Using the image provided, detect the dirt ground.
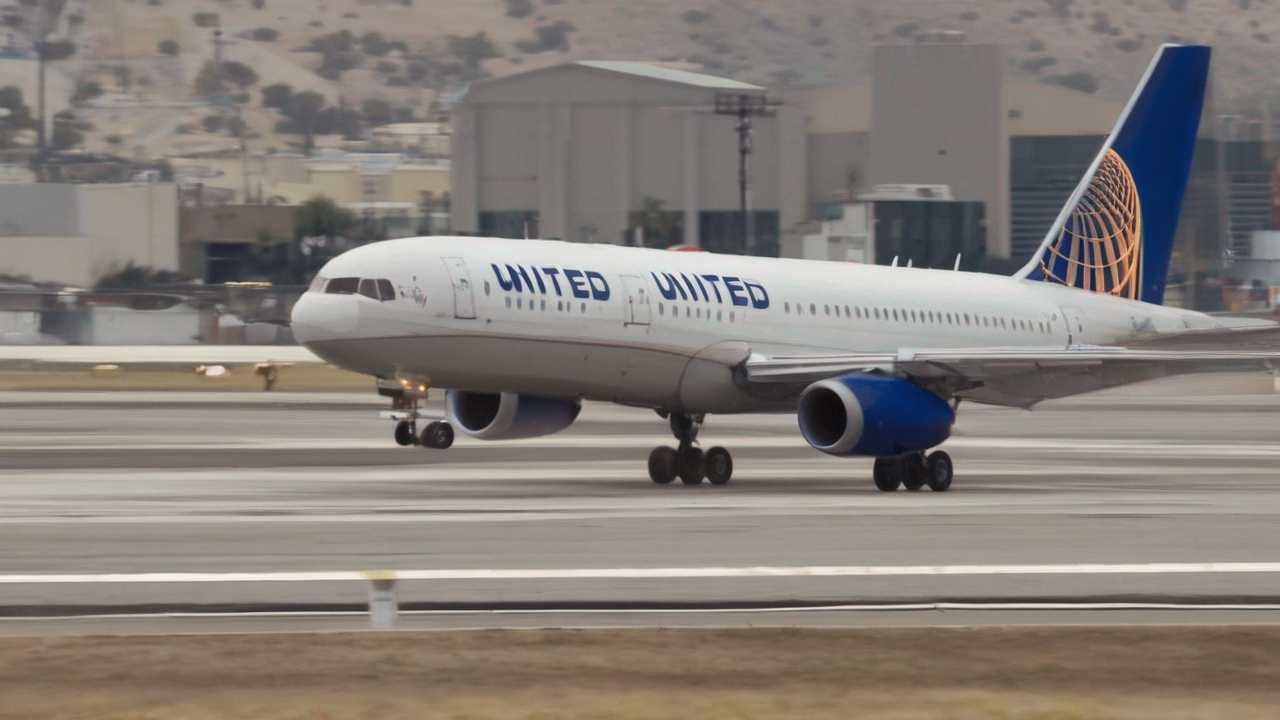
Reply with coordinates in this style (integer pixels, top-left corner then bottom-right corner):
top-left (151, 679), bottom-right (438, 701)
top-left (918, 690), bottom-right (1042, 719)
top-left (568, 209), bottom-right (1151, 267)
top-left (2, 627), bottom-right (1278, 719)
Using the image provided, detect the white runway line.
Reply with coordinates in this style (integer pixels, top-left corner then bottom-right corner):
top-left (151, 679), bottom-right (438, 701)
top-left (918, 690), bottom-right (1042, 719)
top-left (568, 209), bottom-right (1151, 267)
top-left (8, 602), bottom-right (1280, 622)
top-left (5, 563), bottom-right (1280, 584)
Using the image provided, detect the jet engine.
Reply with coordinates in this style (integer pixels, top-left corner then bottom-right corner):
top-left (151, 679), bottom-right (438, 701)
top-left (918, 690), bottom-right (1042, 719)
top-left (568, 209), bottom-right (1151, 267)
top-left (445, 391), bottom-right (581, 440)
top-left (797, 374), bottom-right (953, 457)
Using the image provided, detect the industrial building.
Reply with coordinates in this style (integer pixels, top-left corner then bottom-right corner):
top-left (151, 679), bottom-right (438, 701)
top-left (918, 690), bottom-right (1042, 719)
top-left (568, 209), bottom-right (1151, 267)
top-left (451, 61), bottom-right (806, 253)
top-left (451, 44), bottom-right (1154, 270)
top-left (0, 182), bottom-right (178, 287)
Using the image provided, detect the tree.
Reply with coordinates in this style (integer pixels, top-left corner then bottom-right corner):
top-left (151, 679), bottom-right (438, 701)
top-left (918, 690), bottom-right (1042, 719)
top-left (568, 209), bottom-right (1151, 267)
top-left (72, 80), bottom-right (103, 104)
top-left (251, 27), bottom-right (278, 41)
top-left (296, 195), bottom-right (356, 241)
top-left (0, 86), bottom-right (34, 129)
top-left (95, 261), bottom-right (190, 289)
top-left (192, 11), bottom-right (218, 27)
top-left (447, 32), bottom-right (498, 68)
top-left (41, 39), bottom-right (75, 60)
top-left (289, 91), bottom-right (326, 151)
top-left (158, 39), bottom-right (179, 55)
top-left (261, 83), bottom-right (293, 110)
top-left (113, 65), bottom-right (132, 92)
top-left (221, 61), bottom-right (259, 90)
top-left (194, 61), bottom-right (220, 98)
top-left (504, 0), bottom-right (533, 18)
top-left (633, 196), bottom-right (677, 248)
top-left (361, 98), bottom-right (392, 127)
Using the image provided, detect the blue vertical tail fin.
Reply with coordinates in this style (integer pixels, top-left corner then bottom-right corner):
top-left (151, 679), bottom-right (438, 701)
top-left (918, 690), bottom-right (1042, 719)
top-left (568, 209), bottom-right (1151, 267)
top-left (1015, 44), bottom-right (1210, 305)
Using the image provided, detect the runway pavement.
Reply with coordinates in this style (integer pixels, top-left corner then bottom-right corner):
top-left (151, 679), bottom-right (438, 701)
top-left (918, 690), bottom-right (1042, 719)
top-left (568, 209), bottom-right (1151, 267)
top-left (1, 389), bottom-right (1279, 623)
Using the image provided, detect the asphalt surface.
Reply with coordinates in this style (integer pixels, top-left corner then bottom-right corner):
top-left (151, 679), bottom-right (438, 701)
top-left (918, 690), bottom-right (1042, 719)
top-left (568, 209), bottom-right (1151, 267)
top-left (2, 388), bottom-right (1279, 626)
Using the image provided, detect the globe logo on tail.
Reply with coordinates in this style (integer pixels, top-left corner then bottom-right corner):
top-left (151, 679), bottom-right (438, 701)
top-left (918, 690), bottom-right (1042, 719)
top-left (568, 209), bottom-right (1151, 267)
top-left (1039, 149), bottom-right (1142, 300)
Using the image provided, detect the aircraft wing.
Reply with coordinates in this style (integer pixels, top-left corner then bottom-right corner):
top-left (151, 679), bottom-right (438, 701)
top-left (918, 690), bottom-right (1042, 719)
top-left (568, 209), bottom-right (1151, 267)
top-left (742, 345), bottom-right (1280, 409)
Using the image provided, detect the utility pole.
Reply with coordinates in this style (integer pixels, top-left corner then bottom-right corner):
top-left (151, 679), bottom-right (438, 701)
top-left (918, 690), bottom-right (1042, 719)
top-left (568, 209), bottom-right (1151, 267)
top-left (714, 92), bottom-right (781, 256)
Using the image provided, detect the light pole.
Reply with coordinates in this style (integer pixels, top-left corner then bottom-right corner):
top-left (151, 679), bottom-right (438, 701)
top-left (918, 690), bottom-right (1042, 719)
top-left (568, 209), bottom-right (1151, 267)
top-left (713, 92), bottom-right (782, 256)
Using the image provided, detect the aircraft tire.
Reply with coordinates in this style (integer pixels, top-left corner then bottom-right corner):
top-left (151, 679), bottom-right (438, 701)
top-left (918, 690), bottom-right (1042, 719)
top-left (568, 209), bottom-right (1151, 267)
top-left (926, 451), bottom-right (953, 492)
top-left (873, 458), bottom-right (901, 492)
top-left (394, 421), bottom-right (416, 447)
top-left (421, 421), bottom-right (455, 450)
top-left (705, 447), bottom-right (733, 485)
top-left (678, 447), bottom-right (705, 485)
top-left (902, 453), bottom-right (927, 491)
top-left (649, 446), bottom-right (678, 485)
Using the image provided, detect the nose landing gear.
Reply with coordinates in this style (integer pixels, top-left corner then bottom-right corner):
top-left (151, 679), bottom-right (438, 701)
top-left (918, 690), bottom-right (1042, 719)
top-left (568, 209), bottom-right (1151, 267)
top-left (648, 412), bottom-right (733, 486)
top-left (379, 378), bottom-right (454, 450)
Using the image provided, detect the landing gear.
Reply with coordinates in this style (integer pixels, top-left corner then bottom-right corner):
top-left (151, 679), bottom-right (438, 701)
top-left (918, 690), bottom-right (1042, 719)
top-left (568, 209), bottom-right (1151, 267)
top-left (394, 421), bottom-right (416, 446)
top-left (420, 420), bottom-right (455, 450)
top-left (873, 451), bottom-right (952, 492)
top-left (925, 450), bottom-right (953, 492)
top-left (379, 379), bottom-right (453, 450)
top-left (647, 412), bottom-right (734, 486)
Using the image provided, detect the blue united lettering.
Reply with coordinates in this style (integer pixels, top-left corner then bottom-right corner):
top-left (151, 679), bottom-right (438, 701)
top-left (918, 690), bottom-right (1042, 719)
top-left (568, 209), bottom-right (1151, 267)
top-left (491, 264), bottom-right (610, 301)
top-left (651, 271), bottom-right (769, 309)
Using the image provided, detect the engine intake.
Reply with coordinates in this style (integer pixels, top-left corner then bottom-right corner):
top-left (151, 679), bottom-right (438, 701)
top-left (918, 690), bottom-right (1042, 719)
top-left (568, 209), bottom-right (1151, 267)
top-left (445, 391), bottom-right (581, 440)
top-left (797, 374), bottom-right (953, 457)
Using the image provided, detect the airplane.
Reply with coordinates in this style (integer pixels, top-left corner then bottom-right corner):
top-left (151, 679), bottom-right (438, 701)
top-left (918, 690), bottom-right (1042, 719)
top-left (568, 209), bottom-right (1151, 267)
top-left (287, 44), bottom-right (1280, 492)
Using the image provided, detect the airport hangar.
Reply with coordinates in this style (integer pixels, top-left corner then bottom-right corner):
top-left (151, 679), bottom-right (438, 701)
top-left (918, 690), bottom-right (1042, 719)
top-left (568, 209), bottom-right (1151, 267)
top-left (450, 43), bottom-right (1127, 268)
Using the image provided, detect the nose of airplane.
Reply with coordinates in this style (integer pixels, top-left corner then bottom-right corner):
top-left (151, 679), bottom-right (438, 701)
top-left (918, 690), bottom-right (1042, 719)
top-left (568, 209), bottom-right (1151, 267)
top-left (291, 292), bottom-right (360, 345)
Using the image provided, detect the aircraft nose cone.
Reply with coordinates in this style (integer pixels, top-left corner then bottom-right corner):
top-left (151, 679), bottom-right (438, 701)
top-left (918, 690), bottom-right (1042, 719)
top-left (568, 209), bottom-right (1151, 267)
top-left (291, 293), bottom-right (360, 345)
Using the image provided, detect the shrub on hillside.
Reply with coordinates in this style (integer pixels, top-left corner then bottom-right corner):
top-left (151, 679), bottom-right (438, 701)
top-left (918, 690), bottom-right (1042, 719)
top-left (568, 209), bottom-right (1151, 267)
top-left (251, 27), bottom-right (278, 42)
top-left (192, 12), bottom-right (219, 27)
top-left (158, 39), bottom-right (179, 55)
top-left (504, 0), bottom-right (533, 18)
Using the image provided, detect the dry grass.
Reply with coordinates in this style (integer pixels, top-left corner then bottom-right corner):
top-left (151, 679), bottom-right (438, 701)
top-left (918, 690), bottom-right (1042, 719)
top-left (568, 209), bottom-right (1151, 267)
top-left (2, 627), bottom-right (1279, 719)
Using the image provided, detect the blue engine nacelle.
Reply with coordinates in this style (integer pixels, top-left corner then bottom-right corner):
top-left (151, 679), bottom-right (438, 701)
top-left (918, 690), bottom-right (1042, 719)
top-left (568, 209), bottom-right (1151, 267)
top-left (445, 391), bottom-right (581, 440)
top-left (797, 374), bottom-right (953, 457)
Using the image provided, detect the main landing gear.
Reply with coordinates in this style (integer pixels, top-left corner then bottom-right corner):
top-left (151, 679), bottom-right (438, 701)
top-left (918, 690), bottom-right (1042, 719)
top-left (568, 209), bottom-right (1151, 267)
top-left (648, 412), bottom-right (733, 486)
top-left (872, 450), bottom-right (953, 492)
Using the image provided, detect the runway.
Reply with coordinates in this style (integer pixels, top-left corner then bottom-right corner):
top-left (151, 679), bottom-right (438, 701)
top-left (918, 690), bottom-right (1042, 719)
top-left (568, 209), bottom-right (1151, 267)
top-left (1, 389), bottom-right (1279, 621)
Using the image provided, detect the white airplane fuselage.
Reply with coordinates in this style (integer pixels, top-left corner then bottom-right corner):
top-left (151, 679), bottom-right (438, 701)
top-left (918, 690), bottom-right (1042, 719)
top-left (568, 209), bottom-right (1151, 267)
top-left (291, 236), bottom-right (1222, 413)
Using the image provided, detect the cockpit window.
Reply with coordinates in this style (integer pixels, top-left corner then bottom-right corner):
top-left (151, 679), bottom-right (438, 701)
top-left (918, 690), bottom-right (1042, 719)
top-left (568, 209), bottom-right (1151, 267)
top-left (358, 278), bottom-right (380, 300)
top-left (325, 277), bottom-right (360, 295)
top-left (376, 279), bottom-right (395, 302)
top-left (308, 275), bottom-right (327, 292)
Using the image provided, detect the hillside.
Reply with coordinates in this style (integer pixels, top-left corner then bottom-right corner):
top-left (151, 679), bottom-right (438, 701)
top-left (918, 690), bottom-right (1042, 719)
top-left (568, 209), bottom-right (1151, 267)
top-left (87, 0), bottom-right (1280, 101)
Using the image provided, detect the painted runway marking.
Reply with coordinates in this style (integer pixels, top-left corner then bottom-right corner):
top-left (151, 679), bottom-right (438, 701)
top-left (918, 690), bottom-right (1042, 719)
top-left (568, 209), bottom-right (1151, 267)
top-left (4, 563), bottom-right (1280, 584)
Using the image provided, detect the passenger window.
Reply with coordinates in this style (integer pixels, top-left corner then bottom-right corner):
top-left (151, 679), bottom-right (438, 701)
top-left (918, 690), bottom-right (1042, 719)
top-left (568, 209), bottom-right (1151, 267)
top-left (964, 314), bottom-right (971, 326)
top-left (785, 302), bottom-right (790, 313)
top-left (810, 303), bottom-right (817, 315)
top-left (541, 300), bottom-right (546, 311)
top-left (506, 297), bottom-right (512, 309)
top-left (358, 278), bottom-right (379, 300)
top-left (517, 298), bottom-right (523, 309)
top-left (717, 310), bottom-right (723, 321)
top-left (484, 281), bottom-right (491, 296)
top-left (325, 277), bottom-right (359, 295)
top-left (824, 305), bottom-right (830, 316)
top-left (892, 309), bottom-right (899, 321)
top-left (376, 279), bottom-right (395, 301)
top-left (658, 303), bottom-right (664, 316)
top-left (844, 305), bottom-right (851, 317)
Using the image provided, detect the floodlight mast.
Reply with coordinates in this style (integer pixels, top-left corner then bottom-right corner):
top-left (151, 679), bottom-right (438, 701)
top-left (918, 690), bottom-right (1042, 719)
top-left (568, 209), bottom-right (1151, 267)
top-left (714, 92), bottom-right (782, 256)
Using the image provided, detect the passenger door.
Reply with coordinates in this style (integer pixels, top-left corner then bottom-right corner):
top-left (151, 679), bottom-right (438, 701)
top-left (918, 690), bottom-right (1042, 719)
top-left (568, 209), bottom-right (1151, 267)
top-left (441, 256), bottom-right (476, 319)
top-left (1063, 308), bottom-right (1087, 345)
top-left (621, 274), bottom-right (651, 328)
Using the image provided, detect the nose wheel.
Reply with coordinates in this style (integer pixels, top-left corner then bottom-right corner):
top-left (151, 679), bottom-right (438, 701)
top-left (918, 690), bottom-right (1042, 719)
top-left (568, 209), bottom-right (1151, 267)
top-left (647, 412), bottom-right (734, 486)
top-left (382, 380), bottom-right (454, 450)
top-left (873, 451), bottom-right (953, 492)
